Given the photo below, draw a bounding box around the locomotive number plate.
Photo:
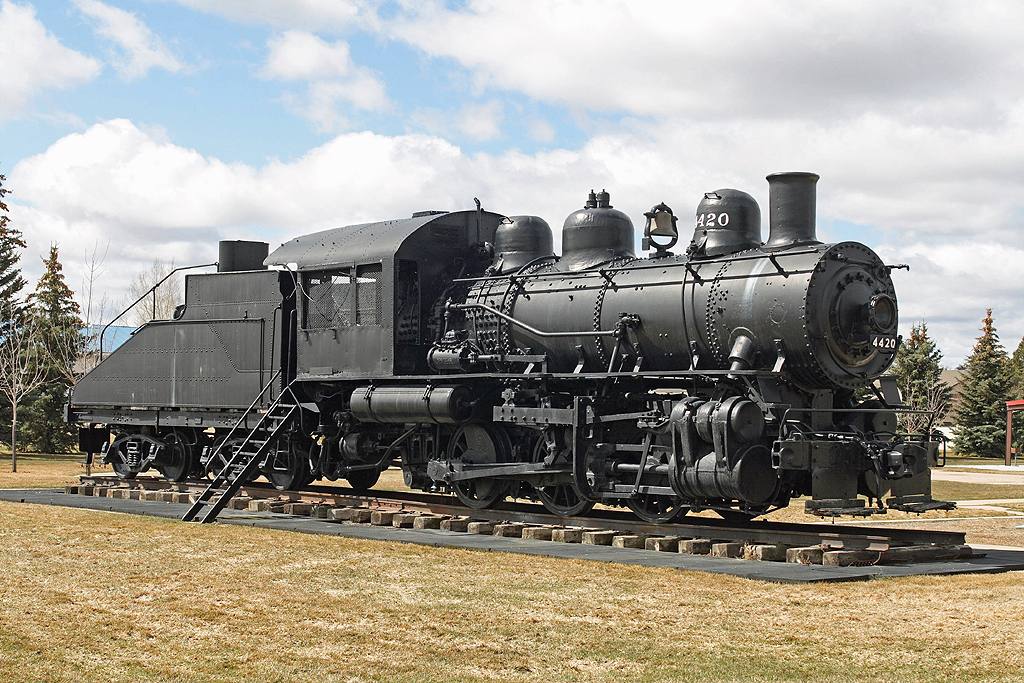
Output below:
[871,335,898,353]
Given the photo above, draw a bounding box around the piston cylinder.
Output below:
[350,385,473,424]
[673,445,778,504]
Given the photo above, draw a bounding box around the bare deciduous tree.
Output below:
[0,306,47,471]
[901,382,951,437]
[77,241,112,377]
[125,258,181,326]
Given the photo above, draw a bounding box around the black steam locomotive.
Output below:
[69,172,949,522]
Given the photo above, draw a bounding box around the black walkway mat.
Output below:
[4,489,1024,584]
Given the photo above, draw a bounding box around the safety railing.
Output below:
[98,262,217,361]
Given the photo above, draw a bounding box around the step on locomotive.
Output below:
[69,172,953,522]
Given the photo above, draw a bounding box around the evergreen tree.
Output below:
[891,323,950,433]
[1007,336,1024,452]
[22,244,84,453]
[0,173,28,328]
[953,309,1012,458]
[0,171,28,451]
[1008,336,1024,397]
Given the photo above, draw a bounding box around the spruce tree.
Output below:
[953,309,1012,458]
[891,322,950,433]
[1007,336,1024,451]
[0,173,27,328]
[22,244,83,453]
[0,172,28,452]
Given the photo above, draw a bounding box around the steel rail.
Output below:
[78,474,967,551]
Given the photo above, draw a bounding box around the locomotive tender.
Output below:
[69,171,950,522]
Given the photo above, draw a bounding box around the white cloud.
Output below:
[74,0,183,80]
[528,118,555,143]
[260,30,388,132]
[875,241,1024,365]
[457,100,503,141]
[388,1,1024,124]
[0,0,101,119]
[414,100,505,141]
[13,114,1024,364]
[166,0,369,32]
[261,30,355,80]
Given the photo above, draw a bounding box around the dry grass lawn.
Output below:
[0,453,110,489]
[1,500,1023,683]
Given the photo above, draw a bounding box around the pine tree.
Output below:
[953,309,1012,458]
[891,323,950,434]
[22,244,84,453]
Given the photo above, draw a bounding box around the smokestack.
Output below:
[765,172,820,250]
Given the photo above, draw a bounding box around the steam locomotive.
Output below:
[69,172,949,522]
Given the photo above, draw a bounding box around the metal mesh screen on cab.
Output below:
[356,264,382,325]
[305,271,352,329]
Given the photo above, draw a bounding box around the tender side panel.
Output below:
[71,270,289,409]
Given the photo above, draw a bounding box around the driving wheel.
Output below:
[448,422,511,509]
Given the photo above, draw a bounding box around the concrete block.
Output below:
[283,502,313,516]
[787,546,824,565]
[552,528,584,543]
[142,491,159,501]
[645,536,681,552]
[393,513,419,528]
[413,516,444,530]
[349,509,373,523]
[746,544,788,562]
[612,535,647,549]
[370,510,397,526]
[249,499,283,512]
[441,517,470,532]
[467,521,494,535]
[582,530,617,546]
[128,489,143,500]
[159,491,176,502]
[679,539,713,555]
[494,523,525,538]
[711,542,745,558]
[522,527,553,541]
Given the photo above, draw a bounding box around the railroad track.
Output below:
[73,474,977,568]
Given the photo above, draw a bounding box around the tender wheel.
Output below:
[205,437,240,480]
[266,436,311,491]
[448,423,511,509]
[532,432,593,517]
[157,431,193,482]
[626,493,688,524]
[107,439,138,480]
[346,468,381,492]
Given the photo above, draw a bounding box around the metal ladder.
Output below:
[182,374,299,523]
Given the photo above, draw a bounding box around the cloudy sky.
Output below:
[1,0,1023,365]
